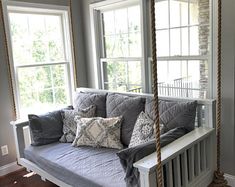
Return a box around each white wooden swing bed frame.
[11,88,216,187]
[2,0,217,185]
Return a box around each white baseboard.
[0,162,22,176]
[225,174,235,187]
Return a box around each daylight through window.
[7,7,74,118]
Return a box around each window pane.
[170,0,181,27]
[129,33,141,57]
[181,1,188,26]
[9,13,31,65]
[170,28,181,56]
[157,30,169,56]
[115,8,128,34]
[190,26,199,55]
[156,0,168,29]
[18,64,69,117]
[103,11,115,35]
[102,5,141,58]
[105,35,129,57]
[182,27,189,55]
[46,16,65,61]
[9,13,65,64]
[103,61,142,92]
[157,61,168,83]
[190,0,199,25]
[128,6,141,32]
[156,60,208,98]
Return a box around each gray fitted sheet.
[24,143,126,187]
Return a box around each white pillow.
[72,116,123,149]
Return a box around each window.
[91,0,212,99]
[5,3,75,118]
[91,1,143,93]
[153,0,210,98]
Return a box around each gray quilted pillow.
[74,92,107,117]
[106,93,145,146]
[145,98,197,132]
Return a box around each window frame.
[91,0,215,98]
[90,0,145,91]
[146,0,213,99]
[2,0,76,118]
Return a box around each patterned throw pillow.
[129,112,164,148]
[72,116,123,149]
[60,105,96,143]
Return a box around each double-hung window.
[91,1,143,93]
[4,2,75,118]
[91,0,212,99]
[153,0,211,98]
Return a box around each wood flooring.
[0,168,58,187]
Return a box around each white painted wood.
[18,158,72,187]
[195,143,201,176]
[188,146,195,181]
[173,156,181,187]
[134,127,214,172]
[165,162,173,187]
[201,140,206,171]
[11,88,216,187]
[182,151,189,187]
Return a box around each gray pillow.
[60,105,96,143]
[74,92,107,117]
[145,98,197,132]
[116,127,187,186]
[28,106,73,146]
[106,93,145,146]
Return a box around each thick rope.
[150,0,163,186]
[209,0,229,186]
[0,0,17,120]
[68,0,79,89]
[216,0,222,173]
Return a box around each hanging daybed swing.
[0,0,229,186]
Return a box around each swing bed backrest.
[76,87,216,129]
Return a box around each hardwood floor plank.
[0,168,58,187]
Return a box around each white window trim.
[2,0,75,118]
[90,0,145,90]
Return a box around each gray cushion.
[116,127,187,186]
[24,143,126,187]
[74,92,107,117]
[145,98,197,132]
[60,105,96,143]
[28,106,73,146]
[106,93,145,146]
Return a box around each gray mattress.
[24,143,126,187]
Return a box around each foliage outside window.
[100,4,142,93]
[8,7,74,118]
